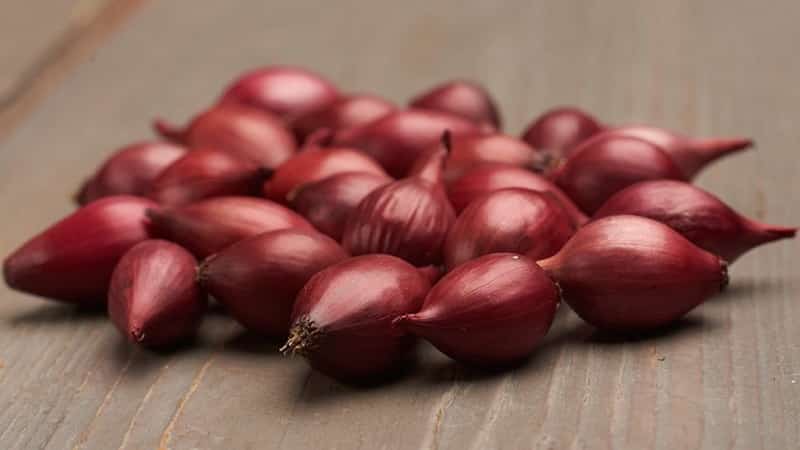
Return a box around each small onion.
[409,80,501,129]
[396,253,559,367]
[443,188,575,271]
[199,229,349,336]
[281,254,431,381]
[538,215,728,332]
[292,93,396,142]
[520,106,604,159]
[289,171,392,240]
[154,104,296,169]
[593,180,796,262]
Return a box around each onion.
[3,196,156,305]
[413,133,539,182]
[108,240,205,347]
[396,253,558,366]
[553,135,685,214]
[148,148,269,206]
[289,171,392,240]
[538,215,728,332]
[262,141,388,203]
[76,141,186,205]
[154,104,296,168]
[520,106,604,159]
[199,229,348,336]
[447,163,588,226]
[593,180,796,262]
[609,125,752,179]
[146,196,313,258]
[292,94,396,142]
[218,66,339,122]
[333,108,485,177]
[409,80,501,129]
[281,254,431,381]
[342,135,456,266]
[443,189,575,271]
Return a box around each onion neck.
[153,119,187,143]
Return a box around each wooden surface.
[1,1,798,449]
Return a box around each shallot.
[199,229,349,336]
[146,196,313,257]
[292,94,396,142]
[3,196,156,305]
[154,104,296,168]
[443,189,575,270]
[396,253,558,366]
[409,80,501,129]
[593,180,796,262]
[521,106,603,158]
[108,240,205,347]
[281,254,431,381]
[538,215,728,332]
[76,141,186,204]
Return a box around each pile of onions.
[5,66,795,381]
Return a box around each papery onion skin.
[448,163,588,226]
[289,171,392,240]
[443,189,575,271]
[77,141,186,205]
[521,106,604,157]
[292,94,396,142]
[396,253,558,366]
[108,240,205,347]
[262,145,388,203]
[282,254,431,381]
[218,66,340,122]
[199,229,349,336]
[146,196,313,258]
[409,80,501,129]
[538,215,727,332]
[609,125,752,179]
[342,140,456,266]
[333,108,485,177]
[593,180,796,262]
[148,148,268,206]
[553,135,685,214]
[3,196,156,305]
[154,104,296,169]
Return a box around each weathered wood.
[0,1,798,449]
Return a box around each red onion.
[148,148,269,206]
[417,133,540,182]
[154,104,296,169]
[262,142,388,203]
[333,108,485,177]
[292,94,396,142]
[108,240,205,347]
[538,215,728,332]
[447,163,588,226]
[3,196,156,305]
[409,80,501,129]
[76,141,186,205]
[146,196,313,258]
[593,180,796,262]
[443,189,575,271]
[609,125,753,179]
[281,254,431,381]
[218,66,339,122]
[521,106,604,158]
[288,171,392,240]
[396,253,558,366]
[199,229,349,336]
[553,135,685,214]
[342,137,456,266]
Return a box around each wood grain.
[0,1,798,449]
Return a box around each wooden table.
[1,1,798,449]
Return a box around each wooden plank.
[0,0,798,449]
